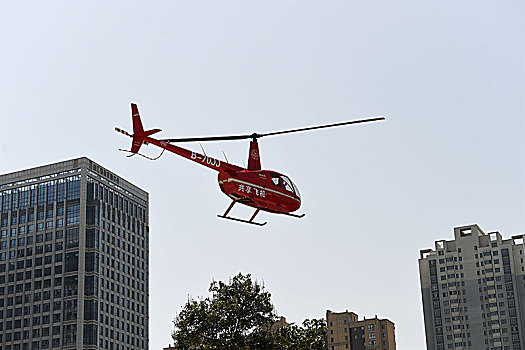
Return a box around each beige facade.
[419,224,525,350]
[270,316,289,332]
[326,310,396,350]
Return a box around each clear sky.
[1,1,524,349]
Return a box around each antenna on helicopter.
[222,150,229,163]
[199,143,207,157]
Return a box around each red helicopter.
[116,103,384,226]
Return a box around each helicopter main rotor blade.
[161,116,385,143]
[257,116,385,138]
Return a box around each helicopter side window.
[280,176,294,193]
[270,173,281,187]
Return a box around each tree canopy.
[172,272,326,349]
[273,319,327,350]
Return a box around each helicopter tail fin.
[131,103,145,135]
[129,103,161,154]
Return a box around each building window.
[83,324,98,345]
[65,252,79,272]
[65,228,79,249]
[63,324,77,346]
[63,299,78,321]
[66,177,81,201]
[47,182,56,204]
[57,179,66,202]
[85,252,99,273]
[63,276,78,297]
[66,205,80,226]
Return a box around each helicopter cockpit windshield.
[280,175,300,199]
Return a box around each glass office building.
[0,158,149,349]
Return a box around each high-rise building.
[326,310,396,350]
[419,224,525,350]
[0,157,149,349]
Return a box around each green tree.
[172,273,277,349]
[172,272,326,350]
[273,319,327,350]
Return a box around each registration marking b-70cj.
[191,152,221,168]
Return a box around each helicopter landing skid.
[262,207,305,219]
[217,202,267,226]
[280,211,305,218]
